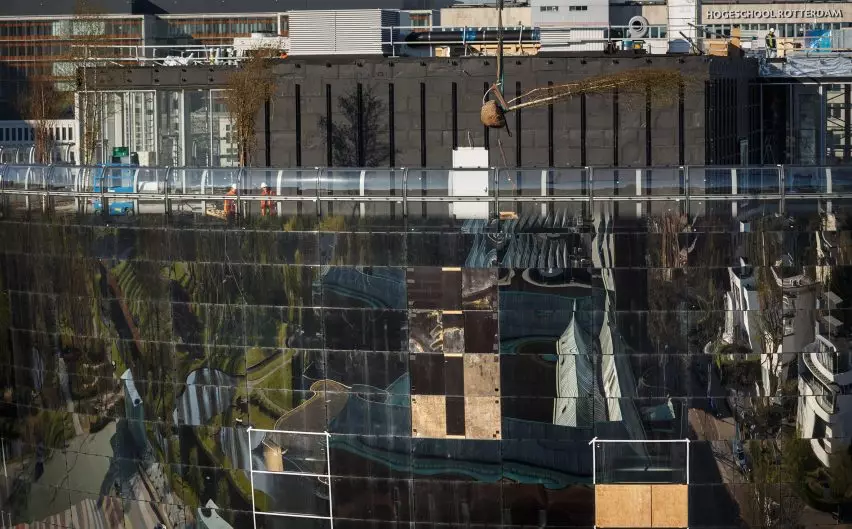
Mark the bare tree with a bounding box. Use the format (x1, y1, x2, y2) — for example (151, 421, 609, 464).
(19, 79, 67, 164)
(319, 84, 393, 167)
(224, 54, 276, 167)
(70, 0, 114, 166)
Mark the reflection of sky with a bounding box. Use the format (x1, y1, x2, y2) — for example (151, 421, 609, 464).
(328, 422, 600, 488)
(316, 267, 406, 309)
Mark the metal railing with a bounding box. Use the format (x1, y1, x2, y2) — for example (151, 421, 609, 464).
(73, 23, 686, 63)
(1, 164, 851, 217)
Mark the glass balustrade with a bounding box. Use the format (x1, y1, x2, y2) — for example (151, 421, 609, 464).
(3, 164, 852, 215)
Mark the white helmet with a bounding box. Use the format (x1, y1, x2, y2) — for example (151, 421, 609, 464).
(230, 183, 237, 190)
(260, 182, 269, 188)
(769, 27, 775, 33)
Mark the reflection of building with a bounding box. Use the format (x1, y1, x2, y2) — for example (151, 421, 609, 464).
(797, 292, 852, 466)
(0, 119, 78, 164)
(120, 369, 148, 454)
(769, 259, 816, 392)
(722, 258, 761, 356)
(554, 304, 606, 428)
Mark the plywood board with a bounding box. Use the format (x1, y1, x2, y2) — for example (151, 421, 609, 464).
(651, 484, 688, 528)
(463, 354, 501, 396)
(411, 395, 446, 438)
(595, 484, 652, 528)
(263, 443, 284, 472)
(464, 396, 501, 439)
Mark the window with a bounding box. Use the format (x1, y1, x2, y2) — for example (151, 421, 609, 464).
(569, 5, 588, 11)
(539, 6, 559, 12)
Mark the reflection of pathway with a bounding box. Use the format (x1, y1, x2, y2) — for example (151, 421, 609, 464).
(56, 356, 84, 436)
(248, 352, 291, 385)
(100, 259, 143, 346)
(271, 380, 349, 434)
(259, 380, 350, 474)
(124, 472, 165, 529)
(25, 423, 116, 523)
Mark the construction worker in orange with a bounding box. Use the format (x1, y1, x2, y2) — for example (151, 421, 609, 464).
(260, 182, 277, 217)
(224, 183, 238, 218)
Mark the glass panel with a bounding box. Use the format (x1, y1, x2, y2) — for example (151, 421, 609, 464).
(785, 166, 828, 194)
(212, 89, 238, 167)
(186, 90, 211, 167)
(157, 90, 183, 166)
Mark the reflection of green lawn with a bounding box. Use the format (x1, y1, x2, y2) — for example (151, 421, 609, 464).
(246, 347, 266, 367)
(249, 403, 277, 430)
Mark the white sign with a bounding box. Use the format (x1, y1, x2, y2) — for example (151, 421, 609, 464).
(705, 8, 842, 20)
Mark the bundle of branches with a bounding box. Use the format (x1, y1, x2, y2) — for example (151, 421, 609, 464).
(481, 68, 688, 128)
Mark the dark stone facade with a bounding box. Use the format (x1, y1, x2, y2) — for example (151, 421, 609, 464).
(89, 55, 760, 168)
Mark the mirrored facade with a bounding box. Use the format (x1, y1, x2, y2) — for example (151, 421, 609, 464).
(0, 164, 851, 528)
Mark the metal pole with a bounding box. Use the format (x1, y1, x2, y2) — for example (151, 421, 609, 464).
(402, 167, 408, 218)
(326, 432, 334, 529)
(589, 437, 597, 485)
(44, 164, 56, 214)
(164, 166, 173, 215)
(0, 164, 8, 214)
(316, 167, 322, 218)
(247, 427, 258, 529)
(685, 438, 690, 485)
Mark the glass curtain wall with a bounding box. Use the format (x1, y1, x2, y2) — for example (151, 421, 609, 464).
(186, 90, 211, 167)
(767, 83, 852, 165)
(826, 84, 850, 165)
(158, 90, 183, 167)
(95, 89, 237, 167)
(212, 90, 238, 168)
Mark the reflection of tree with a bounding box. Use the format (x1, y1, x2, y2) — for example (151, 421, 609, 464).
(755, 266, 784, 358)
(826, 449, 852, 504)
(647, 213, 691, 353)
(748, 437, 807, 529)
(319, 85, 391, 167)
(217, 479, 231, 512)
(188, 447, 202, 493)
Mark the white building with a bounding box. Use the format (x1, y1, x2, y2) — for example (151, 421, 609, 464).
(722, 255, 818, 395)
(554, 302, 606, 428)
(721, 258, 761, 358)
(797, 293, 852, 466)
(0, 120, 78, 164)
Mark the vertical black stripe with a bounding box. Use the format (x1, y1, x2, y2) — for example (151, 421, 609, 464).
(264, 99, 271, 167)
(295, 83, 302, 167)
(613, 87, 619, 166)
(325, 84, 333, 166)
(845, 85, 851, 163)
(645, 84, 652, 166)
(389, 83, 395, 167)
(357, 83, 365, 167)
(445, 396, 466, 436)
(547, 81, 554, 167)
(420, 82, 427, 167)
(678, 81, 685, 166)
(515, 81, 522, 167)
(483, 82, 491, 151)
(705, 80, 712, 164)
(580, 93, 587, 166)
(445, 356, 464, 395)
(452, 82, 458, 150)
